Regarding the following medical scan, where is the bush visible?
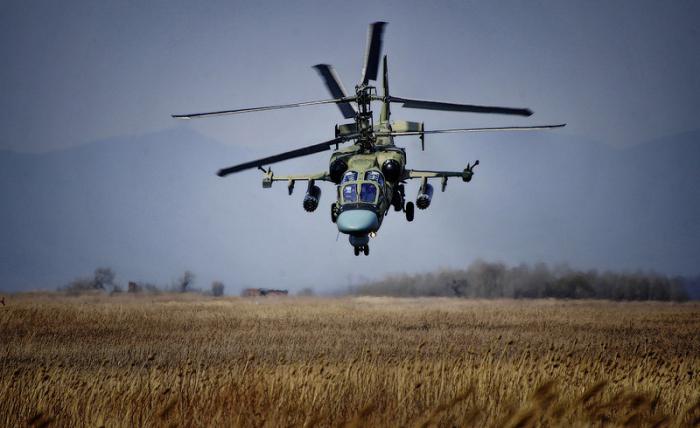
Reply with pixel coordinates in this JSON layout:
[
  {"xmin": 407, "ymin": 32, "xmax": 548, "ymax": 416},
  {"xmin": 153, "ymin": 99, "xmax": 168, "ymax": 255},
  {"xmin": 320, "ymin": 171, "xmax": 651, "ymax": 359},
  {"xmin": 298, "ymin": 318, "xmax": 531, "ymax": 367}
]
[{"xmin": 63, "ymin": 267, "xmax": 119, "ymax": 295}]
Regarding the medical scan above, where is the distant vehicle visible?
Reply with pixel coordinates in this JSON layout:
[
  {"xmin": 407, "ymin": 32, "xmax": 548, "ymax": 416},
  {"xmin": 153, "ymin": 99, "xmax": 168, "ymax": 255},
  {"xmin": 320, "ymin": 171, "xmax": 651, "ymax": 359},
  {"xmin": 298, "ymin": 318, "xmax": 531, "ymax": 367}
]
[
  {"xmin": 173, "ymin": 22, "xmax": 564, "ymax": 256},
  {"xmin": 241, "ymin": 288, "xmax": 289, "ymax": 297}
]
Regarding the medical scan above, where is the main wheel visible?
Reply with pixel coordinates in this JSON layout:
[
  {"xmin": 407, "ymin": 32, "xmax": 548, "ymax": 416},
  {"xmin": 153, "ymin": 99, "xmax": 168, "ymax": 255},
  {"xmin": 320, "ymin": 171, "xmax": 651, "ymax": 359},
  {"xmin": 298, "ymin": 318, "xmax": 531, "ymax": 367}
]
[
  {"xmin": 363, "ymin": 245, "xmax": 370, "ymax": 256},
  {"xmin": 405, "ymin": 201, "xmax": 415, "ymax": 222},
  {"xmin": 354, "ymin": 247, "xmax": 360, "ymax": 256}
]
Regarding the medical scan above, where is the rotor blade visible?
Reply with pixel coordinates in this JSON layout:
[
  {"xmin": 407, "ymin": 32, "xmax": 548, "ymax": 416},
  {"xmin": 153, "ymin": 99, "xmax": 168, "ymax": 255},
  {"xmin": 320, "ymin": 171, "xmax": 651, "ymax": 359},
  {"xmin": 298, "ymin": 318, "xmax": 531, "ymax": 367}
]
[
  {"xmin": 172, "ymin": 97, "xmax": 355, "ymax": 120},
  {"xmin": 217, "ymin": 137, "xmax": 349, "ymax": 177},
  {"xmin": 380, "ymin": 55, "xmax": 391, "ymax": 123},
  {"xmin": 381, "ymin": 124, "xmax": 566, "ymax": 137},
  {"xmin": 390, "ymin": 96, "xmax": 533, "ymax": 117},
  {"xmin": 313, "ymin": 64, "xmax": 357, "ymax": 119},
  {"xmin": 361, "ymin": 22, "xmax": 387, "ymax": 84}
]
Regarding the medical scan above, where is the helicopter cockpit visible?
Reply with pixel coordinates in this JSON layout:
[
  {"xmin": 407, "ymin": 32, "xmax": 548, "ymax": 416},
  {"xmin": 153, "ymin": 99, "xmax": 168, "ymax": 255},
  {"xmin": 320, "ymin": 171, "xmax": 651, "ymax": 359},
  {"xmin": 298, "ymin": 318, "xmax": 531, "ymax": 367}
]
[{"xmin": 339, "ymin": 170, "xmax": 385, "ymax": 206}]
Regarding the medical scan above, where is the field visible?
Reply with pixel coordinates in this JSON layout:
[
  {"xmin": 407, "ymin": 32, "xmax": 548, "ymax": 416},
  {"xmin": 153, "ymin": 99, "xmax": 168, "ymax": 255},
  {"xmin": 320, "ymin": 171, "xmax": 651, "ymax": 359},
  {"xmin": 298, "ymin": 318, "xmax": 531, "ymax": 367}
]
[{"xmin": 2, "ymin": 294, "xmax": 699, "ymax": 427}]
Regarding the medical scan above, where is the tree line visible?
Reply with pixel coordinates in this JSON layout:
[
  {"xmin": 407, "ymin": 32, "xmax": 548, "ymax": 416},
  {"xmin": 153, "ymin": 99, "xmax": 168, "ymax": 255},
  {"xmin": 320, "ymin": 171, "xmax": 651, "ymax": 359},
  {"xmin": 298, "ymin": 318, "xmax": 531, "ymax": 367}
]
[
  {"xmin": 348, "ymin": 260, "xmax": 691, "ymax": 301},
  {"xmin": 60, "ymin": 268, "xmax": 225, "ymax": 297}
]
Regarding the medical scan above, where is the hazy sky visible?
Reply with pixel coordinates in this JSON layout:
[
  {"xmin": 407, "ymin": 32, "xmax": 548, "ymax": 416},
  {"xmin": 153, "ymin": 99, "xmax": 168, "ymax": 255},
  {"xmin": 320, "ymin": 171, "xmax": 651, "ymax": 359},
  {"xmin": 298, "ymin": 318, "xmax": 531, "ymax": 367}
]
[
  {"xmin": 2, "ymin": 0, "xmax": 699, "ymax": 153},
  {"xmin": 1, "ymin": 1, "xmax": 699, "ymax": 291}
]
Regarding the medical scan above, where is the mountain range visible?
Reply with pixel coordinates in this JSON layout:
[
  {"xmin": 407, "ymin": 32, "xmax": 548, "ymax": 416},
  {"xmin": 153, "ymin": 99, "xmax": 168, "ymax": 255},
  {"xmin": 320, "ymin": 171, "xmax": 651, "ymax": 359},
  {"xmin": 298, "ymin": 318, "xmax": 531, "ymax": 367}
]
[{"xmin": 1, "ymin": 127, "xmax": 698, "ymax": 293}]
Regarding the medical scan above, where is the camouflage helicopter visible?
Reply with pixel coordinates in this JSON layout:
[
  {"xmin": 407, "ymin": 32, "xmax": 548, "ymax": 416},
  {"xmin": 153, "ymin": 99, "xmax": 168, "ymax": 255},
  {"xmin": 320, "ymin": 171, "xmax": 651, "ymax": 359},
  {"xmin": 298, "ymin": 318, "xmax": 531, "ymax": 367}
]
[{"xmin": 173, "ymin": 22, "xmax": 565, "ymax": 256}]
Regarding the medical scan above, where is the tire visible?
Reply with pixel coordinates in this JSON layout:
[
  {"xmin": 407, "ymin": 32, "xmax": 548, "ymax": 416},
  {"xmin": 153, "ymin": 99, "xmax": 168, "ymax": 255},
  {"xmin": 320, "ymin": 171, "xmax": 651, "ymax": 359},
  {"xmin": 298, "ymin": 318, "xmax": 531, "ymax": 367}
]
[
  {"xmin": 354, "ymin": 247, "xmax": 360, "ymax": 256},
  {"xmin": 363, "ymin": 245, "xmax": 370, "ymax": 256},
  {"xmin": 405, "ymin": 201, "xmax": 414, "ymax": 222}
]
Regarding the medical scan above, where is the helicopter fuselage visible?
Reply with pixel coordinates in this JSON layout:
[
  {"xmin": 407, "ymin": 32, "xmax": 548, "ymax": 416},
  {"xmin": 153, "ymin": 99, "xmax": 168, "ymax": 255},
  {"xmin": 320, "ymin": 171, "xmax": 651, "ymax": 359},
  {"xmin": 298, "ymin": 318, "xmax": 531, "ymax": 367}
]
[{"xmin": 329, "ymin": 136, "xmax": 407, "ymax": 255}]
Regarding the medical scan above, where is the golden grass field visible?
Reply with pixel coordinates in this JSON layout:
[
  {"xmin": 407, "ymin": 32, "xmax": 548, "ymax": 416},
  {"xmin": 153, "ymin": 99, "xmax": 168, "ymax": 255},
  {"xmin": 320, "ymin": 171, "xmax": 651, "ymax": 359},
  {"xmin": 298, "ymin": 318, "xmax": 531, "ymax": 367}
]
[{"xmin": 1, "ymin": 294, "xmax": 699, "ymax": 427}]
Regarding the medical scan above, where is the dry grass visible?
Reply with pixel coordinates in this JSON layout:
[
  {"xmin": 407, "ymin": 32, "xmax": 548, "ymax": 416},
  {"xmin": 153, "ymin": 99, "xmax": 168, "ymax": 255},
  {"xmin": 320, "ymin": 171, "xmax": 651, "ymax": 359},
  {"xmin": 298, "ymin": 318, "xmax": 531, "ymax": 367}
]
[{"xmin": 1, "ymin": 294, "xmax": 699, "ymax": 427}]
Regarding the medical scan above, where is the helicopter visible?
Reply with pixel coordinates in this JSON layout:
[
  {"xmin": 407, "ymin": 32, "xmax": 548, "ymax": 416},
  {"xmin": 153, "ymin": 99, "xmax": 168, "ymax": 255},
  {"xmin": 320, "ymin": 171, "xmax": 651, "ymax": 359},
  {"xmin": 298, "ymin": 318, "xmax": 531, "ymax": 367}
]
[{"xmin": 172, "ymin": 22, "xmax": 565, "ymax": 256}]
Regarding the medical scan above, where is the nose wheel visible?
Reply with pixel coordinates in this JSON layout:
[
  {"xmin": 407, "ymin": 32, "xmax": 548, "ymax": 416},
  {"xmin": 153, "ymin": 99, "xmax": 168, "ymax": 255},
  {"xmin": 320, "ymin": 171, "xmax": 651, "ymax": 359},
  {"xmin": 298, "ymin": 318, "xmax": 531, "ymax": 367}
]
[{"xmin": 353, "ymin": 245, "xmax": 370, "ymax": 256}]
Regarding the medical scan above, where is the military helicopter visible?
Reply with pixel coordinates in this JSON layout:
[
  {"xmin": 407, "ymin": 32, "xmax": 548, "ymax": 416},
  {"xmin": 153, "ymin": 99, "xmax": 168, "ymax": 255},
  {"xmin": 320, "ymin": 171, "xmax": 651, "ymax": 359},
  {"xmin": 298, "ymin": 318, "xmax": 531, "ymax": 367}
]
[{"xmin": 173, "ymin": 22, "xmax": 565, "ymax": 256}]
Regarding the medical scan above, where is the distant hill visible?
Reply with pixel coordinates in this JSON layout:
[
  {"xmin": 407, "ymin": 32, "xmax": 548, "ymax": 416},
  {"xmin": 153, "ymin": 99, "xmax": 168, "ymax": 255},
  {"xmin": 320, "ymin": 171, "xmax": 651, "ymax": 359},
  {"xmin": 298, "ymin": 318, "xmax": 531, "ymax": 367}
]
[
  {"xmin": 0, "ymin": 128, "xmax": 265, "ymax": 291},
  {"xmin": 414, "ymin": 128, "xmax": 700, "ymax": 279},
  {"xmin": 1, "ymin": 127, "xmax": 699, "ymax": 294}
]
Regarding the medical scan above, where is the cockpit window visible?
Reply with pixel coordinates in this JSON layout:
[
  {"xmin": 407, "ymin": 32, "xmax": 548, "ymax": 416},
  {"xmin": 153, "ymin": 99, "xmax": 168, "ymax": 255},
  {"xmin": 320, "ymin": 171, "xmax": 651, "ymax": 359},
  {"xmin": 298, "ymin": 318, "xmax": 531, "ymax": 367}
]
[
  {"xmin": 364, "ymin": 170, "xmax": 385, "ymax": 186},
  {"xmin": 341, "ymin": 171, "xmax": 358, "ymax": 183},
  {"xmin": 342, "ymin": 184, "xmax": 357, "ymax": 202},
  {"xmin": 360, "ymin": 183, "xmax": 378, "ymax": 203}
]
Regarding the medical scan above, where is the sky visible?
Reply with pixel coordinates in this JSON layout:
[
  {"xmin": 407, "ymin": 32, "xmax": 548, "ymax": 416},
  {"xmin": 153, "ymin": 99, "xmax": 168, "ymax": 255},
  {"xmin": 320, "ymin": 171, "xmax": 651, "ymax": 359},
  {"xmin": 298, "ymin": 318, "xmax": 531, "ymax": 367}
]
[
  {"xmin": 2, "ymin": 0, "xmax": 699, "ymax": 153},
  {"xmin": 1, "ymin": 1, "xmax": 699, "ymax": 291}
]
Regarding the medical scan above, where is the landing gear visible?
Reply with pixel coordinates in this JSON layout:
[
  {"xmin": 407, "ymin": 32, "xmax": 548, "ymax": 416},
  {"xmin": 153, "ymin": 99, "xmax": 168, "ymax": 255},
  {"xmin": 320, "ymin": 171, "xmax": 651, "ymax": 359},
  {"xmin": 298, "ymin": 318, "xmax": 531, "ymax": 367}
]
[
  {"xmin": 330, "ymin": 203, "xmax": 339, "ymax": 223},
  {"xmin": 392, "ymin": 184, "xmax": 405, "ymax": 211},
  {"xmin": 349, "ymin": 235, "xmax": 370, "ymax": 256},
  {"xmin": 405, "ymin": 201, "xmax": 414, "ymax": 222},
  {"xmin": 353, "ymin": 245, "xmax": 370, "ymax": 256}
]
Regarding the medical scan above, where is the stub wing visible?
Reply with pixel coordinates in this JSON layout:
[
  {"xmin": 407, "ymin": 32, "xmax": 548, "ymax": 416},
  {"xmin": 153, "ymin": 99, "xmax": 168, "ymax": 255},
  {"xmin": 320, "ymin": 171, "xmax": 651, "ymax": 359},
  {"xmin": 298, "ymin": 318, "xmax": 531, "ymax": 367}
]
[
  {"xmin": 403, "ymin": 161, "xmax": 480, "ymax": 191},
  {"xmin": 405, "ymin": 170, "xmax": 467, "ymax": 179},
  {"xmin": 262, "ymin": 170, "xmax": 332, "ymax": 192}
]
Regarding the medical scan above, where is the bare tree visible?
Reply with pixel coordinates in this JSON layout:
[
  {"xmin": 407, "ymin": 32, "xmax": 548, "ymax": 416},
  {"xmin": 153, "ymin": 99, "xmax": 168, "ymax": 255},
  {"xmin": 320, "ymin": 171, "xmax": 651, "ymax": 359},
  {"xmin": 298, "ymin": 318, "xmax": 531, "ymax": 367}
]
[
  {"xmin": 177, "ymin": 271, "xmax": 195, "ymax": 293},
  {"xmin": 93, "ymin": 267, "xmax": 116, "ymax": 290},
  {"xmin": 211, "ymin": 281, "xmax": 225, "ymax": 297}
]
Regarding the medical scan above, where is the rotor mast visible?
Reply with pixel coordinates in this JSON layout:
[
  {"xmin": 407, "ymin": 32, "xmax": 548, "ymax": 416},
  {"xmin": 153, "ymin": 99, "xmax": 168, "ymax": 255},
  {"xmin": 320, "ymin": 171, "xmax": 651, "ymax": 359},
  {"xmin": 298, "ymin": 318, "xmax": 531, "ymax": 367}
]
[
  {"xmin": 354, "ymin": 83, "xmax": 376, "ymax": 151},
  {"xmin": 353, "ymin": 21, "xmax": 386, "ymax": 152}
]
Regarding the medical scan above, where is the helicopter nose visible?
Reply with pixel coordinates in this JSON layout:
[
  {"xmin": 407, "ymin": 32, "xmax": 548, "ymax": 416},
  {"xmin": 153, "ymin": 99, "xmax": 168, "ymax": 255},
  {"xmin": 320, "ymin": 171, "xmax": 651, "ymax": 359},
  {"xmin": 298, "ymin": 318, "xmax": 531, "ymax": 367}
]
[{"xmin": 337, "ymin": 210, "xmax": 379, "ymax": 235}]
